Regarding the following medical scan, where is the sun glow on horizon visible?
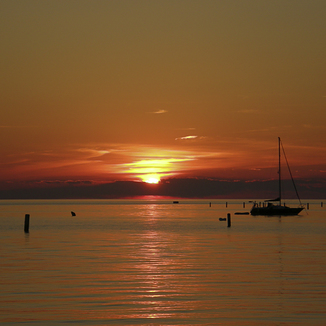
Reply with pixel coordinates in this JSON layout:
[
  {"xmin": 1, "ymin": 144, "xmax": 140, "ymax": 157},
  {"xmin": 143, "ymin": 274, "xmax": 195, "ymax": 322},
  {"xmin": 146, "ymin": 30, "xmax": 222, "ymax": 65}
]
[
  {"xmin": 122, "ymin": 156, "xmax": 195, "ymax": 183},
  {"xmin": 143, "ymin": 174, "xmax": 160, "ymax": 184}
]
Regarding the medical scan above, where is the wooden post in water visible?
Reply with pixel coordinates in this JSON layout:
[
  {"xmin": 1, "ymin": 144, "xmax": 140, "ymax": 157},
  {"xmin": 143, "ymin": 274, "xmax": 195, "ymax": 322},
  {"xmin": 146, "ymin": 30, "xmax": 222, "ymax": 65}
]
[
  {"xmin": 227, "ymin": 213, "xmax": 231, "ymax": 228},
  {"xmin": 226, "ymin": 202, "xmax": 228, "ymax": 208},
  {"xmin": 321, "ymin": 202, "xmax": 323, "ymax": 208},
  {"xmin": 243, "ymin": 202, "xmax": 245, "ymax": 208},
  {"xmin": 24, "ymin": 214, "xmax": 30, "ymax": 233},
  {"xmin": 307, "ymin": 203, "xmax": 309, "ymax": 210}
]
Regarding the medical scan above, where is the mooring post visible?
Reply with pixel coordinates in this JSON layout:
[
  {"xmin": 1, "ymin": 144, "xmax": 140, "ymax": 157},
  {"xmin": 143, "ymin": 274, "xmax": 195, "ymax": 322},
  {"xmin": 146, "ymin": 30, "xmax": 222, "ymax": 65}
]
[
  {"xmin": 227, "ymin": 213, "xmax": 231, "ymax": 228},
  {"xmin": 243, "ymin": 202, "xmax": 245, "ymax": 208},
  {"xmin": 226, "ymin": 202, "xmax": 228, "ymax": 208},
  {"xmin": 209, "ymin": 202, "xmax": 211, "ymax": 207},
  {"xmin": 321, "ymin": 202, "xmax": 323, "ymax": 208},
  {"xmin": 24, "ymin": 214, "xmax": 30, "ymax": 233},
  {"xmin": 307, "ymin": 203, "xmax": 310, "ymax": 210}
]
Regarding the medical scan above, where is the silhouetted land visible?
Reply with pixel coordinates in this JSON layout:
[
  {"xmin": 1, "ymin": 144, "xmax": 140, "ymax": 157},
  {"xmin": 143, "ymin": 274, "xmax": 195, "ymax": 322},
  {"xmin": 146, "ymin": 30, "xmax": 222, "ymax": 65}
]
[{"xmin": 0, "ymin": 178, "xmax": 324, "ymax": 199}]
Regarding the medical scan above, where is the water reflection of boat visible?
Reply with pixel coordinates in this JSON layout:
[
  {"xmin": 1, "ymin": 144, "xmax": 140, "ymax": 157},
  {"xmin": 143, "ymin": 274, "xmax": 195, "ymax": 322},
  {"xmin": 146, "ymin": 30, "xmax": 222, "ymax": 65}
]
[{"xmin": 250, "ymin": 137, "xmax": 304, "ymax": 216}]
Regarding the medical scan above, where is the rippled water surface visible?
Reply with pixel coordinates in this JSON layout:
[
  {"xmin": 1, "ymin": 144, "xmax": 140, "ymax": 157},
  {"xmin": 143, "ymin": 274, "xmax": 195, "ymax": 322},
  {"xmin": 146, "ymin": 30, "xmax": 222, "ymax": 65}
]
[{"xmin": 1, "ymin": 199, "xmax": 326, "ymax": 325}]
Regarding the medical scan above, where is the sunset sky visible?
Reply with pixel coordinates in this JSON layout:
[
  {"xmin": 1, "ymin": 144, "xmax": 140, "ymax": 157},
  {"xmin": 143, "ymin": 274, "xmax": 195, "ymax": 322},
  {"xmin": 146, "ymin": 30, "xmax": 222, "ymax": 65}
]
[{"xmin": 1, "ymin": 0, "xmax": 326, "ymax": 198}]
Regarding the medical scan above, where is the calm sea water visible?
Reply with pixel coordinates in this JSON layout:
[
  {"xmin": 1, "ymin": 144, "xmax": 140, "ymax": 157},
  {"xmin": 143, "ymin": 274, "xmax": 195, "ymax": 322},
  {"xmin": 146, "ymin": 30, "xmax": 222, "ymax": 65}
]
[{"xmin": 1, "ymin": 199, "xmax": 325, "ymax": 325}]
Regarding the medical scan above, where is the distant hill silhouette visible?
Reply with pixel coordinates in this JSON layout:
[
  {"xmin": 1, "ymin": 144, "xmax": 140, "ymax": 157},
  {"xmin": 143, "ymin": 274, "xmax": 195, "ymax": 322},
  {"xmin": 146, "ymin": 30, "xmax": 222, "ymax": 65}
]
[{"xmin": 0, "ymin": 178, "xmax": 324, "ymax": 199}]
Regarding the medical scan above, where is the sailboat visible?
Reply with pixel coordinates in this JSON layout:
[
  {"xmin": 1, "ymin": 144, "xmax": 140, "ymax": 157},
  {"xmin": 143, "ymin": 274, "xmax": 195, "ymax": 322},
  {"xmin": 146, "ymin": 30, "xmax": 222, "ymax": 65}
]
[{"xmin": 250, "ymin": 137, "xmax": 304, "ymax": 216}]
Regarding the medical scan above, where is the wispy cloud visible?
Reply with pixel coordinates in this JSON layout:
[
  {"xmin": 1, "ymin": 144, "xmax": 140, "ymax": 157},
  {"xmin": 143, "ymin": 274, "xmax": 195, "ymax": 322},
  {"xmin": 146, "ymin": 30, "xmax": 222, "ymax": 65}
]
[
  {"xmin": 175, "ymin": 135, "xmax": 198, "ymax": 141},
  {"xmin": 175, "ymin": 135, "xmax": 208, "ymax": 141},
  {"xmin": 149, "ymin": 109, "xmax": 168, "ymax": 114},
  {"xmin": 76, "ymin": 148, "xmax": 110, "ymax": 157}
]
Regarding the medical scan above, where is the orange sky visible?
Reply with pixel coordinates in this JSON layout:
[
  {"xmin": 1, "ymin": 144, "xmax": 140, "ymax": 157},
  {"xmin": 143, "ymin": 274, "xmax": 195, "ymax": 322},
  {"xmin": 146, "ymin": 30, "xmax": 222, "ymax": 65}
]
[{"xmin": 1, "ymin": 1, "xmax": 326, "ymax": 195}]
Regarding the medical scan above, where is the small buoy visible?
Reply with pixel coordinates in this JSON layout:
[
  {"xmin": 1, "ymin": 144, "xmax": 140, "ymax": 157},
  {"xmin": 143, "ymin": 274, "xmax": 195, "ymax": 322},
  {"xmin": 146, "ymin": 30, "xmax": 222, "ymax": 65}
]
[
  {"xmin": 71, "ymin": 211, "xmax": 76, "ymax": 216},
  {"xmin": 219, "ymin": 218, "xmax": 226, "ymax": 221},
  {"xmin": 173, "ymin": 201, "xmax": 179, "ymax": 204}
]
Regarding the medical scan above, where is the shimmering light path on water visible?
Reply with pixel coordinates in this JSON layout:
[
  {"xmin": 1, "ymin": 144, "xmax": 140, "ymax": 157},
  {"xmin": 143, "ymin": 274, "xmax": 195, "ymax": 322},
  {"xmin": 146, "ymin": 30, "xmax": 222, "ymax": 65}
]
[{"xmin": 1, "ymin": 200, "xmax": 326, "ymax": 325}]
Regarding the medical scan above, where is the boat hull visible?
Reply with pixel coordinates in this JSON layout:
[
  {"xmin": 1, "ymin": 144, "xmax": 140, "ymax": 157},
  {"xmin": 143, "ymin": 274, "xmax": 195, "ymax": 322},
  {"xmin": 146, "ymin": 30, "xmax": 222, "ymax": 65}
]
[{"xmin": 250, "ymin": 206, "xmax": 304, "ymax": 216}]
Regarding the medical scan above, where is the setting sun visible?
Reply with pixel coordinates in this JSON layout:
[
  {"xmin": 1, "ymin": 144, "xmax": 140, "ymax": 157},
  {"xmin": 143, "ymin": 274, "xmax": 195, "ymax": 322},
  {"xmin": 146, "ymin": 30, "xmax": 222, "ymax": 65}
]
[{"xmin": 143, "ymin": 175, "xmax": 160, "ymax": 184}]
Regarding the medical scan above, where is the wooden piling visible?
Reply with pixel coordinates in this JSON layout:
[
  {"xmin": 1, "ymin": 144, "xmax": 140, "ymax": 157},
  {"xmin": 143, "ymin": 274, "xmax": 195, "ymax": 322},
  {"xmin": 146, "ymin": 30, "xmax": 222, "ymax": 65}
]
[
  {"xmin": 307, "ymin": 203, "xmax": 310, "ymax": 210},
  {"xmin": 321, "ymin": 202, "xmax": 323, "ymax": 208},
  {"xmin": 227, "ymin": 213, "xmax": 231, "ymax": 228},
  {"xmin": 243, "ymin": 202, "xmax": 245, "ymax": 208},
  {"xmin": 226, "ymin": 202, "xmax": 228, "ymax": 208},
  {"xmin": 24, "ymin": 214, "xmax": 30, "ymax": 233}
]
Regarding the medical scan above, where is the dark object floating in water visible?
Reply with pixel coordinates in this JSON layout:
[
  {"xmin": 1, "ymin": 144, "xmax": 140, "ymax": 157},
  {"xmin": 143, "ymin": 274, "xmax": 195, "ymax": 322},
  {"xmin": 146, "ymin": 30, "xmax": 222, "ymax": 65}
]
[
  {"xmin": 173, "ymin": 201, "xmax": 179, "ymax": 204},
  {"xmin": 235, "ymin": 212, "xmax": 250, "ymax": 215},
  {"xmin": 219, "ymin": 218, "xmax": 226, "ymax": 221},
  {"xmin": 71, "ymin": 211, "xmax": 76, "ymax": 216}
]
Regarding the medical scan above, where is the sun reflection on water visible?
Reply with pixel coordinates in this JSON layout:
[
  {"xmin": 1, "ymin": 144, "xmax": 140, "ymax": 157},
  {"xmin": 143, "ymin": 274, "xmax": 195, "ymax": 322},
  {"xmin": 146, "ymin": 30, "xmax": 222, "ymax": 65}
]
[{"xmin": 132, "ymin": 204, "xmax": 185, "ymax": 320}]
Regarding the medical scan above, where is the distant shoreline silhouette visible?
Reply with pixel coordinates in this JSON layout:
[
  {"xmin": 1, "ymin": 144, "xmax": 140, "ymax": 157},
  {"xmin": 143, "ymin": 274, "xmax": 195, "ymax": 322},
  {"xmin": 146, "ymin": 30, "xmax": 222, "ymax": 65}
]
[{"xmin": 0, "ymin": 178, "xmax": 323, "ymax": 200}]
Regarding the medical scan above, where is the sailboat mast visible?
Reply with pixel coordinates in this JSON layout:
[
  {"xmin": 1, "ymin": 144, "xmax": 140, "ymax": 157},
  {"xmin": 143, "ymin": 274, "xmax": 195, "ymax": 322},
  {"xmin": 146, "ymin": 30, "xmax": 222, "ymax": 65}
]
[{"xmin": 278, "ymin": 137, "xmax": 281, "ymax": 205}]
